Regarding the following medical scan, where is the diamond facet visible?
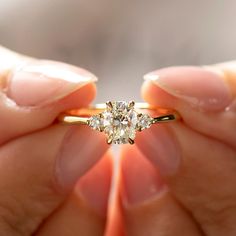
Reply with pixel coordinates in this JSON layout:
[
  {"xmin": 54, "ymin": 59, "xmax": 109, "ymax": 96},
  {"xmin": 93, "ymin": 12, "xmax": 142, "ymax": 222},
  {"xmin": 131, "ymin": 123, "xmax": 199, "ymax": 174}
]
[
  {"xmin": 137, "ymin": 114, "xmax": 152, "ymax": 131},
  {"xmin": 89, "ymin": 101, "xmax": 153, "ymax": 144},
  {"xmin": 89, "ymin": 115, "xmax": 103, "ymax": 131},
  {"xmin": 103, "ymin": 101, "xmax": 138, "ymax": 144}
]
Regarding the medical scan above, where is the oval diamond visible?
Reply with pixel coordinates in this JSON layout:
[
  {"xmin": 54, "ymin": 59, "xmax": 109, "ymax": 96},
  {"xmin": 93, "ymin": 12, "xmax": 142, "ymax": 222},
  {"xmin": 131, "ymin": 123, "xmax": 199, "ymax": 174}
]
[
  {"xmin": 88, "ymin": 101, "xmax": 153, "ymax": 144},
  {"xmin": 102, "ymin": 101, "xmax": 138, "ymax": 144}
]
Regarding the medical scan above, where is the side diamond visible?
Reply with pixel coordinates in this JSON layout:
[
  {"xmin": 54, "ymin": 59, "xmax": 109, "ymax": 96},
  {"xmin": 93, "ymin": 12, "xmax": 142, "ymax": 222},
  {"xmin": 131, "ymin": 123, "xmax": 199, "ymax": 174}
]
[
  {"xmin": 88, "ymin": 101, "xmax": 154, "ymax": 144},
  {"xmin": 88, "ymin": 115, "xmax": 103, "ymax": 131},
  {"xmin": 137, "ymin": 114, "xmax": 152, "ymax": 131}
]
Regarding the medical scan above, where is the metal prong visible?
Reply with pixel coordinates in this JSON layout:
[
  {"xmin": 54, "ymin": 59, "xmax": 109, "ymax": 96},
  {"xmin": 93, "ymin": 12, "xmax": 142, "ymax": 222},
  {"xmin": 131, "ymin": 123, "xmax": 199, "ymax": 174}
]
[
  {"xmin": 106, "ymin": 101, "xmax": 113, "ymax": 110},
  {"xmin": 128, "ymin": 101, "xmax": 135, "ymax": 109},
  {"xmin": 107, "ymin": 136, "xmax": 113, "ymax": 145},
  {"xmin": 128, "ymin": 138, "xmax": 135, "ymax": 145},
  {"xmin": 137, "ymin": 113, "xmax": 143, "ymax": 118},
  {"xmin": 137, "ymin": 127, "xmax": 142, "ymax": 132},
  {"xmin": 99, "ymin": 127, "xmax": 105, "ymax": 132},
  {"xmin": 98, "ymin": 114, "xmax": 105, "ymax": 132}
]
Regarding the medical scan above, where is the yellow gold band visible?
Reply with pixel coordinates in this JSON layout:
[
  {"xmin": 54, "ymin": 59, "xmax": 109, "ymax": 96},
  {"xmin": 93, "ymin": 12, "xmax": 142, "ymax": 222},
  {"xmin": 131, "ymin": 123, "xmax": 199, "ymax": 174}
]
[
  {"xmin": 58, "ymin": 102, "xmax": 180, "ymax": 125},
  {"xmin": 58, "ymin": 101, "xmax": 180, "ymax": 144}
]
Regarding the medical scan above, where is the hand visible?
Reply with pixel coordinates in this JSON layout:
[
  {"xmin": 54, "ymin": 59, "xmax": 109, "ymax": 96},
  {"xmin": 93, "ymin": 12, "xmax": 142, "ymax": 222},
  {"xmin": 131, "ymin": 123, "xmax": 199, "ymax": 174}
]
[
  {"xmin": 0, "ymin": 46, "xmax": 111, "ymax": 235},
  {"xmin": 120, "ymin": 64, "xmax": 236, "ymax": 235}
]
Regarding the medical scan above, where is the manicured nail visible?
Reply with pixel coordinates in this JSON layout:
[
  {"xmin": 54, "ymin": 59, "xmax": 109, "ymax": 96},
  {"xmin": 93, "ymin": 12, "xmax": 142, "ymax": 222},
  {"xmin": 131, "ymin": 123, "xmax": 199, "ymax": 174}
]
[
  {"xmin": 76, "ymin": 153, "xmax": 112, "ymax": 216},
  {"xmin": 121, "ymin": 146, "xmax": 167, "ymax": 206},
  {"xmin": 56, "ymin": 126, "xmax": 108, "ymax": 191},
  {"xmin": 144, "ymin": 66, "xmax": 232, "ymax": 111},
  {"xmin": 7, "ymin": 60, "xmax": 97, "ymax": 106},
  {"xmin": 135, "ymin": 125, "xmax": 180, "ymax": 177}
]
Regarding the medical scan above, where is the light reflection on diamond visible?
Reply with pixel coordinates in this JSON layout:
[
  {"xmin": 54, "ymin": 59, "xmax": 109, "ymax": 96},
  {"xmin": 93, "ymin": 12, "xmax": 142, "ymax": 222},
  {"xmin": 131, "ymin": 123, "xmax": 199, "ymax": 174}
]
[{"xmin": 89, "ymin": 101, "xmax": 152, "ymax": 144}]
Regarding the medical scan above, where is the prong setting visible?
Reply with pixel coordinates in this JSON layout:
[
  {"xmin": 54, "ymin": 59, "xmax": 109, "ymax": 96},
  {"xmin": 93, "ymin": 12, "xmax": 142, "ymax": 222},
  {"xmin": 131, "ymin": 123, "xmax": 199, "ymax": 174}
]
[
  {"xmin": 61, "ymin": 101, "xmax": 179, "ymax": 144},
  {"xmin": 128, "ymin": 101, "xmax": 135, "ymax": 110},
  {"xmin": 106, "ymin": 101, "xmax": 113, "ymax": 111},
  {"xmin": 89, "ymin": 101, "xmax": 153, "ymax": 144},
  {"xmin": 128, "ymin": 138, "xmax": 135, "ymax": 144},
  {"xmin": 107, "ymin": 136, "xmax": 113, "ymax": 144}
]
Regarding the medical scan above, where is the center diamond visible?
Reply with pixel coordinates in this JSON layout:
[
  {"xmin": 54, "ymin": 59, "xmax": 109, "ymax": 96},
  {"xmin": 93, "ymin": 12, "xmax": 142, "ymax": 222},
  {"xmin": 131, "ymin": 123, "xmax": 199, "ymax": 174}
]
[
  {"xmin": 103, "ymin": 101, "xmax": 138, "ymax": 144},
  {"xmin": 89, "ymin": 101, "xmax": 152, "ymax": 144}
]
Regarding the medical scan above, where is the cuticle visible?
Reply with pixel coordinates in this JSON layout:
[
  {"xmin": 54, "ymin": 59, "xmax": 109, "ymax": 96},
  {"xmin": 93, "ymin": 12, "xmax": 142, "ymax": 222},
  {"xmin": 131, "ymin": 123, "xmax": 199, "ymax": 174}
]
[{"xmin": 123, "ymin": 185, "xmax": 169, "ymax": 209}]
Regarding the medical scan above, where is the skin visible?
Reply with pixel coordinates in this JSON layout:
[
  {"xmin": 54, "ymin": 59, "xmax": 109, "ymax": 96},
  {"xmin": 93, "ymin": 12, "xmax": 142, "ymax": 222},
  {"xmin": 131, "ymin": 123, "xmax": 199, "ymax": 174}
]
[
  {"xmin": 0, "ymin": 46, "xmax": 236, "ymax": 235},
  {"xmin": 0, "ymin": 46, "xmax": 112, "ymax": 236},
  {"xmin": 120, "ymin": 65, "xmax": 236, "ymax": 235}
]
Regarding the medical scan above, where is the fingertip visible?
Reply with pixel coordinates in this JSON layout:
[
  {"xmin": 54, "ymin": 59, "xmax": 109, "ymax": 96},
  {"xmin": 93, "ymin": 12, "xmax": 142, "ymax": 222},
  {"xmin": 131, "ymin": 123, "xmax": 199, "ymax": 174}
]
[
  {"xmin": 59, "ymin": 82, "xmax": 97, "ymax": 109},
  {"xmin": 76, "ymin": 151, "xmax": 113, "ymax": 217},
  {"xmin": 141, "ymin": 80, "xmax": 177, "ymax": 108},
  {"xmin": 143, "ymin": 66, "xmax": 232, "ymax": 111},
  {"xmin": 36, "ymin": 153, "xmax": 111, "ymax": 236},
  {"xmin": 120, "ymin": 145, "xmax": 166, "ymax": 207},
  {"xmin": 56, "ymin": 125, "xmax": 109, "ymax": 192},
  {"xmin": 140, "ymin": 80, "xmax": 149, "ymax": 101}
]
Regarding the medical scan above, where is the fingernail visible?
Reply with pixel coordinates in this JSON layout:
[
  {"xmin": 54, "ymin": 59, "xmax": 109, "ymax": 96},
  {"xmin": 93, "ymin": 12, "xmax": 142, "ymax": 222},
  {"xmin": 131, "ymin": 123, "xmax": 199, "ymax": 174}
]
[
  {"xmin": 76, "ymin": 153, "xmax": 112, "ymax": 216},
  {"xmin": 144, "ymin": 66, "xmax": 232, "ymax": 111},
  {"xmin": 56, "ymin": 126, "xmax": 108, "ymax": 191},
  {"xmin": 121, "ymin": 146, "xmax": 167, "ymax": 206},
  {"xmin": 7, "ymin": 60, "xmax": 97, "ymax": 106},
  {"xmin": 135, "ymin": 125, "xmax": 180, "ymax": 176}
]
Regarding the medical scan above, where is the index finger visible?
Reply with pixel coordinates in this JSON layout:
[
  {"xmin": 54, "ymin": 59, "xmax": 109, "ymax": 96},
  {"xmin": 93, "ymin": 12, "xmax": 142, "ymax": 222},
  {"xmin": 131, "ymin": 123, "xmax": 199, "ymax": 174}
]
[{"xmin": 0, "ymin": 46, "xmax": 97, "ymax": 144}]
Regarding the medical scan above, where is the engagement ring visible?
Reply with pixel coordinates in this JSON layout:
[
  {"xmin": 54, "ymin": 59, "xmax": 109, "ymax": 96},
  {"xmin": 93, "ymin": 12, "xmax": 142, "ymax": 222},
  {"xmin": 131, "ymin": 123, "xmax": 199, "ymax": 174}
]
[{"xmin": 58, "ymin": 101, "xmax": 180, "ymax": 144}]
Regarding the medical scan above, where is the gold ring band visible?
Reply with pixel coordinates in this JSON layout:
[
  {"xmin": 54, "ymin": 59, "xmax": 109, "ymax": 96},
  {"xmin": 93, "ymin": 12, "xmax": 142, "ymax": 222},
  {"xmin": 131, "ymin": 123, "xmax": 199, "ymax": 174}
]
[{"xmin": 58, "ymin": 101, "xmax": 180, "ymax": 144}]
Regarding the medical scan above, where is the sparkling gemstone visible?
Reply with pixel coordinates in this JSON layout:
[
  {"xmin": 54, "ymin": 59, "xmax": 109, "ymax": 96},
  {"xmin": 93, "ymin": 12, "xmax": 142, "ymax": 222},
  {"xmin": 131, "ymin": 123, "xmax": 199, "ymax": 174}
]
[
  {"xmin": 113, "ymin": 101, "xmax": 127, "ymax": 112},
  {"xmin": 137, "ymin": 114, "xmax": 152, "ymax": 130},
  {"xmin": 89, "ymin": 115, "xmax": 103, "ymax": 131},
  {"xmin": 89, "ymin": 101, "xmax": 153, "ymax": 144},
  {"xmin": 103, "ymin": 101, "xmax": 138, "ymax": 144}
]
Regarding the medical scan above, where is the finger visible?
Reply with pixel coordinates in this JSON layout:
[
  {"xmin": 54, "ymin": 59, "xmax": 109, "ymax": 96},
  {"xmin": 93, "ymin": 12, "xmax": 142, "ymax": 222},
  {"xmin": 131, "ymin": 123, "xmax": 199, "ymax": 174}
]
[
  {"xmin": 120, "ymin": 145, "xmax": 202, "ymax": 236},
  {"xmin": 0, "ymin": 46, "xmax": 97, "ymax": 144},
  {"xmin": 0, "ymin": 124, "xmax": 108, "ymax": 235},
  {"xmin": 136, "ymin": 64, "xmax": 236, "ymax": 235},
  {"xmin": 143, "ymin": 65, "xmax": 236, "ymax": 148},
  {"xmin": 36, "ymin": 152, "xmax": 113, "ymax": 236}
]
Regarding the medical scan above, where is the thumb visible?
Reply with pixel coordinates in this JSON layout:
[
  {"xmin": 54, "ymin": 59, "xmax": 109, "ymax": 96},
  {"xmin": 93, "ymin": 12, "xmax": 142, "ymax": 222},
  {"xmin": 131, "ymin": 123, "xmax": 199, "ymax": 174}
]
[{"xmin": 0, "ymin": 46, "xmax": 109, "ymax": 235}]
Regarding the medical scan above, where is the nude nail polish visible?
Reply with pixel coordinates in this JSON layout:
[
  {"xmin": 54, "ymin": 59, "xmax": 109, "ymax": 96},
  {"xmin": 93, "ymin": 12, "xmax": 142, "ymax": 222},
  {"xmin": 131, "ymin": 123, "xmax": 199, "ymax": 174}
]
[
  {"xmin": 56, "ymin": 126, "xmax": 108, "ymax": 191},
  {"xmin": 121, "ymin": 146, "xmax": 167, "ymax": 206},
  {"xmin": 76, "ymin": 154, "xmax": 112, "ymax": 216},
  {"xmin": 135, "ymin": 125, "xmax": 181, "ymax": 177},
  {"xmin": 7, "ymin": 60, "xmax": 97, "ymax": 107},
  {"xmin": 144, "ymin": 66, "xmax": 232, "ymax": 111}
]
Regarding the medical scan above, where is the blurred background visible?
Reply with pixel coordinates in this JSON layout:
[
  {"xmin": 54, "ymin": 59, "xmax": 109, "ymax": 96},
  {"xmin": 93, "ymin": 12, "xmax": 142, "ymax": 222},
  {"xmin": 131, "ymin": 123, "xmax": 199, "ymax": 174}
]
[{"xmin": 0, "ymin": 0, "xmax": 235, "ymax": 102}]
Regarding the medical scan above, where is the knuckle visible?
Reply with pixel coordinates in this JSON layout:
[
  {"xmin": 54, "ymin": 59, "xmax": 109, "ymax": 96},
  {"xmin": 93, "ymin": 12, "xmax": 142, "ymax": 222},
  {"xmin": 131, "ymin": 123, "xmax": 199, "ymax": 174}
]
[
  {"xmin": 0, "ymin": 184, "xmax": 60, "ymax": 236},
  {"xmin": 0, "ymin": 195, "xmax": 32, "ymax": 236},
  {"xmin": 195, "ymin": 195, "xmax": 236, "ymax": 230},
  {"xmin": 0, "ymin": 197, "xmax": 24, "ymax": 236}
]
